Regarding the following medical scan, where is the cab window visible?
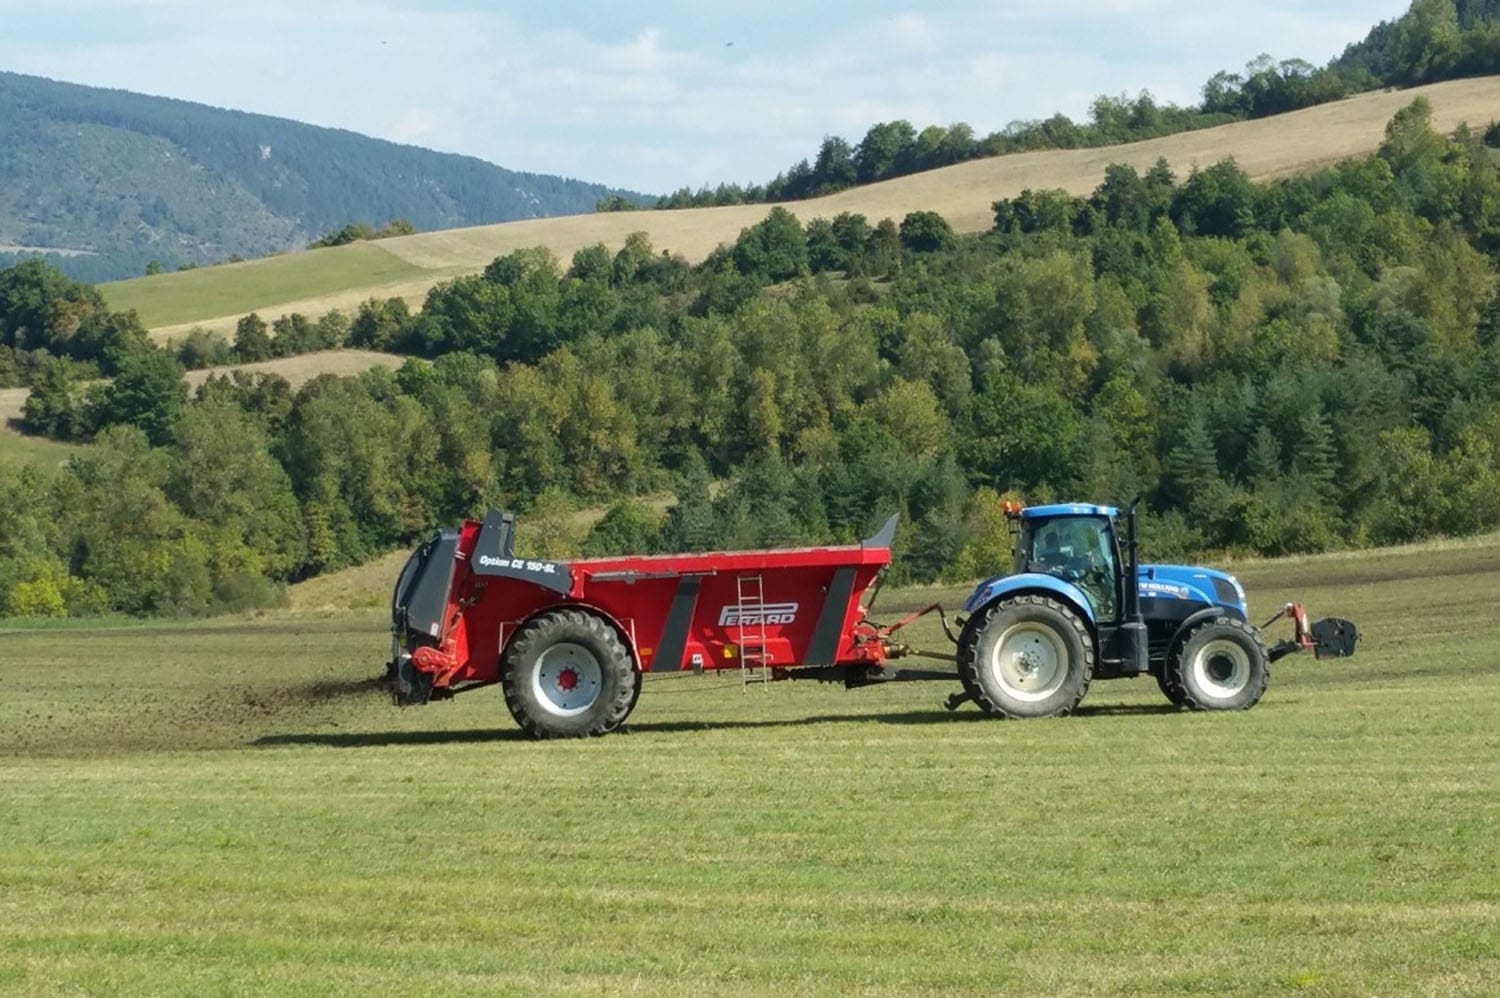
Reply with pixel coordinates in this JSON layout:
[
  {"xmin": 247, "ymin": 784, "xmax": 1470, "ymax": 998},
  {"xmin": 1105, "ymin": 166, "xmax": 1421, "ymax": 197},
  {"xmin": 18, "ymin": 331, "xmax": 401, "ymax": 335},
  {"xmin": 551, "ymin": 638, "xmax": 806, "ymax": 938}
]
[{"xmin": 1019, "ymin": 516, "xmax": 1119, "ymax": 620}]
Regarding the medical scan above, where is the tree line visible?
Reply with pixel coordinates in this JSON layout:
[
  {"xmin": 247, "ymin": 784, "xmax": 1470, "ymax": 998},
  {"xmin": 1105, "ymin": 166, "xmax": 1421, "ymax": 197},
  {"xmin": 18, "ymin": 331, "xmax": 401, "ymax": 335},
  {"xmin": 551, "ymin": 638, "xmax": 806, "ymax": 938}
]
[
  {"xmin": 3, "ymin": 99, "xmax": 1500, "ymax": 617},
  {"xmin": 308, "ymin": 218, "xmax": 416, "ymax": 250},
  {"xmin": 642, "ymin": 0, "xmax": 1500, "ymax": 212}
]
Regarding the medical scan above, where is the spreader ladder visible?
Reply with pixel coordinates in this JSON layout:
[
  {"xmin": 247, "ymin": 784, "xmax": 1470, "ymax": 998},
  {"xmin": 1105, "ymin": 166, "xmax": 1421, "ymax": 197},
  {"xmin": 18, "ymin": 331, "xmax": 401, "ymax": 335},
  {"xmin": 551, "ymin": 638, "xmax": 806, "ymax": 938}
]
[{"xmin": 735, "ymin": 573, "xmax": 771, "ymax": 688}]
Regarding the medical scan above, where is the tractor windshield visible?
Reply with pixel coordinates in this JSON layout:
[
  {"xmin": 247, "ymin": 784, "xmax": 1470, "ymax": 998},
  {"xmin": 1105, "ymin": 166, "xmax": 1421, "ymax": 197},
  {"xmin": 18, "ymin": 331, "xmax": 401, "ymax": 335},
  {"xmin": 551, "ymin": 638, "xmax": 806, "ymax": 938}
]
[{"xmin": 1018, "ymin": 516, "xmax": 1119, "ymax": 620}]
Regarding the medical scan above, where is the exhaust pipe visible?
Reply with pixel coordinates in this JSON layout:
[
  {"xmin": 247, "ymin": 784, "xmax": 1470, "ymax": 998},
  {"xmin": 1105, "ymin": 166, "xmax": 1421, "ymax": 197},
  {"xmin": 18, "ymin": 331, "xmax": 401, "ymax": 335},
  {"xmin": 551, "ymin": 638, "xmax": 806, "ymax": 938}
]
[{"xmin": 1119, "ymin": 496, "xmax": 1149, "ymax": 675}]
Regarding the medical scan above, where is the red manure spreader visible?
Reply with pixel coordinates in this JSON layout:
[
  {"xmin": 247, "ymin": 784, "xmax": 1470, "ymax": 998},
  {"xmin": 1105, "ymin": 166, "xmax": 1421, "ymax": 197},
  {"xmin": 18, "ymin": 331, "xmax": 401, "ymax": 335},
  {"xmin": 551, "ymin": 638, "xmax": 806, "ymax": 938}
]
[
  {"xmin": 386, "ymin": 504, "xmax": 1357, "ymax": 737},
  {"xmin": 387, "ymin": 510, "xmax": 903, "ymax": 737}
]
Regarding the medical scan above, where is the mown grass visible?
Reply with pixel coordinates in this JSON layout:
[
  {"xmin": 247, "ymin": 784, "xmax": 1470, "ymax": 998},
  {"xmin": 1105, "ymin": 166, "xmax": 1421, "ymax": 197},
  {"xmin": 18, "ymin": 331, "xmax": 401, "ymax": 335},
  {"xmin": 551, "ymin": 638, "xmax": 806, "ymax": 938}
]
[
  {"xmin": 100, "ymin": 242, "xmax": 427, "ymax": 329},
  {"xmin": 2, "ymin": 538, "xmax": 1498, "ymax": 993},
  {"xmin": 0, "ymin": 423, "xmax": 80, "ymax": 468}
]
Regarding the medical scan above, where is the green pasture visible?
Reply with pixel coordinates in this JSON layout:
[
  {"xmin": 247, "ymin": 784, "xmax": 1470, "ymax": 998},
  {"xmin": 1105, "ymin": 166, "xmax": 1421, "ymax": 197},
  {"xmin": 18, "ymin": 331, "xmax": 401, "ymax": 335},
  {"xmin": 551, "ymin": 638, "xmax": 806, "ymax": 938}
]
[
  {"xmin": 100, "ymin": 242, "xmax": 427, "ymax": 330},
  {"xmin": 2, "ymin": 539, "xmax": 1497, "ymax": 993},
  {"xmin": 0, "ymin": 427, "xmax": 81, "ymax": 468}
]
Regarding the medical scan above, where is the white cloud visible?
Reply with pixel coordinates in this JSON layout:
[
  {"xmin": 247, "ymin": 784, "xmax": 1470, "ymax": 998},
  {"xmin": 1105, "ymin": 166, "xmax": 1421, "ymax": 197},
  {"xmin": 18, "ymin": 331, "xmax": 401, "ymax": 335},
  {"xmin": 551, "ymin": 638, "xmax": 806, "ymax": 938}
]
[
  {"xmin": 0, "ymin": 1, "xmax": 1413, "ymax": 193},
  {"xmin": 388, "ymin": 107, "xmax": 442, "ymax": 145},
  {"xmin": 881, "ymin": 13, "xmax": 943, "ymax": 55},
  {"xmin": 598, "ymin": 28, "xmax": 676, "ymax": 73}
]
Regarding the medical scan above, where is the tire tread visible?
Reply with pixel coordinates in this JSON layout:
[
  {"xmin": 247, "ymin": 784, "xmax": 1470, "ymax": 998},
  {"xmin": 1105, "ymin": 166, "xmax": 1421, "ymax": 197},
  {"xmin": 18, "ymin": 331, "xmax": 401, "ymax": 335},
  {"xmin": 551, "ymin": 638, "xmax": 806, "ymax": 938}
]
[
  {"xmin": 956, "ymin": 595, "xmax": 1094, "ymax": 719},
  {"xmin": 501, "ymin": 608, "xmax": 637, "ymax": 738},
  {"xmin": 1167, "ymin": 616, "xmax": 1269, "ymax": 712}
]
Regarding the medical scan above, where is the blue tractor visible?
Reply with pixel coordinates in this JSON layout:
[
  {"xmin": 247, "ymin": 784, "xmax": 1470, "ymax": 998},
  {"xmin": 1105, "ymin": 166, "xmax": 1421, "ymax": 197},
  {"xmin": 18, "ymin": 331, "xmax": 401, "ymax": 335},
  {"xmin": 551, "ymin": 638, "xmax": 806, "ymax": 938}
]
[{"xmin": 949, "ymin": 501, "xmax": 1358, "ymax": 717}]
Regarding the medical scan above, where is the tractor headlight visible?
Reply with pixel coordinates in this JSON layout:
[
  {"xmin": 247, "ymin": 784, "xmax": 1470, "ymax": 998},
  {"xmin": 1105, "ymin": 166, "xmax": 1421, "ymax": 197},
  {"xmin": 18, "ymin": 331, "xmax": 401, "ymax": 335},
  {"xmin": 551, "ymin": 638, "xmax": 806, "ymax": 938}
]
[{"xmin": 1231, "ymin": 576, "xmax": 1247, "ymax": 604}]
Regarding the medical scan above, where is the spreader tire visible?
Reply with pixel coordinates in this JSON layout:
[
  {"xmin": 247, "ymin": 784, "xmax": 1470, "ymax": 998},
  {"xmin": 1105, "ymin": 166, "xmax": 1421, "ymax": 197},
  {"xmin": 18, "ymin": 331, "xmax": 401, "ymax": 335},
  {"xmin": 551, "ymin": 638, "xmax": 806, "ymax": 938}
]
[
  {"xmin": 502, "ymin": 609, "xmax": 638, "ymax": 738},
  {"xmin": 1167, "ymin": 617, "xmax": 1268, "ymax": 712},
  {"xmin": 958, "ymin": 596, "xmax": 1093, "ymax": 719}
]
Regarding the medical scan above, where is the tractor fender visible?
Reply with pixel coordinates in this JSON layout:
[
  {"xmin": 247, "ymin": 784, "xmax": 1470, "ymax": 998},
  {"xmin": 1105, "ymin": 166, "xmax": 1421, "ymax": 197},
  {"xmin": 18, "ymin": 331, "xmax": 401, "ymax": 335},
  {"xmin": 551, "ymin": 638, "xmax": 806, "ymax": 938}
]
[
  {"xmin": 502, "ymin": 600, "xmax": 643, "ymax": 674},
  {"xmin": 961, "ymin": 574, "xmax": 1097, "ymax": 637},
  {"xmin": 1163, "ymin": 605, "xmax": 1249, "ymax": 662}
]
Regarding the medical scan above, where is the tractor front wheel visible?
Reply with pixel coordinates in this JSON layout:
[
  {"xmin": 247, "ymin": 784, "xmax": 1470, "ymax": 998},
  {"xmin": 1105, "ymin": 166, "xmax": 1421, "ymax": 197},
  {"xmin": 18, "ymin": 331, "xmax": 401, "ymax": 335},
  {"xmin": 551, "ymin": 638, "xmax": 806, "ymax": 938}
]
[
  {"xmin": 1155, "ymin": 666, "xmax": 1187, "ymax": 707},
  {"xmin": 502, "ymin": 609, "xmax": 638, "ymax": 738},
  {"xmin": 958, "ymin": 596, "xmax": 1093, "ymax": 718},
  {"xmin": 1167, "ymin": 618, "xmax": 1269, "ymax": 711}
]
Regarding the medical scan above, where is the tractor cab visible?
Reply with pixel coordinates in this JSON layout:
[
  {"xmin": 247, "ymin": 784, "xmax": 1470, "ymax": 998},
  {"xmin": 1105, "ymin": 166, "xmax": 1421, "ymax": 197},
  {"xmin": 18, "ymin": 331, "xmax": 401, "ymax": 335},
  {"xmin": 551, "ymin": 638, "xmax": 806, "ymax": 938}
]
[
  {"xmin": 1000, "ymin": 501, "xmax": 1251, "ymax": 627},
  {"xmin": 1013, "ymin": 504, "xmax": 1123, "ymax": 622}
]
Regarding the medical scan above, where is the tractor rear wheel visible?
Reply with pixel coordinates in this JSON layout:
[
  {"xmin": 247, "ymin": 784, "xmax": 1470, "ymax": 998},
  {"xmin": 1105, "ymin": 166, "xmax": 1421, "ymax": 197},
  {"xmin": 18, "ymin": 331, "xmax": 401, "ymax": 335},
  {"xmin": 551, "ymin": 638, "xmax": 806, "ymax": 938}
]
[
  {"xmin": 1167, "ymin": 617, "xmax": 1269, "ymax": 711},
  {"xmin": 955, "ymin": 617, "xmax": 986, "ymax": 707},
  {"xmin": 502, "ymin": 609, "xmax": 638, "ymax": 738},
  {"xmin": 958, "ymin": 596, "xmax": 1093, "ymax": 718}
]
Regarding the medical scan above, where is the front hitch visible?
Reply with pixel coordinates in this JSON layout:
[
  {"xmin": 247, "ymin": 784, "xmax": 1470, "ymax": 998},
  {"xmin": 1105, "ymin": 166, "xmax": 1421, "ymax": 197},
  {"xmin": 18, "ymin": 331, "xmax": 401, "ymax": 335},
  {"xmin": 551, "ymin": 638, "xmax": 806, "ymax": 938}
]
[{"xmin": 1264, "ymin": 603, "xmax": 1359, "ymax": 663}]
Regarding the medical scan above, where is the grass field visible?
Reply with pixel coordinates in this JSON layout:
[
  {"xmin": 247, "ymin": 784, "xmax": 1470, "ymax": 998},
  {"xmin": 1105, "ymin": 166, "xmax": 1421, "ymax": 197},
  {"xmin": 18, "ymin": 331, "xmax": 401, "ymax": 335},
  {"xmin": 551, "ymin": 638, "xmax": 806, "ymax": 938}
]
[
  {"xmin": 104, "ymin": 242, "xmax": 429, "ymax": 332},
  {"xmin": 0, "ymin": 423, "xmax": 80, "ymax": 468},
  {"xmin": 177, "ymin": 349, "xmax": 408, "ymax": 391},
  {"xmin": 98, "ymin": 76, "xmax": 1500, "ymax": 344},
  {"xmin": 2, "ymin": 535, "xmax": 1497, "ymax": 993},
  {"xmin": 0, "ymin": 387, "xmax": 29, "ymax": 426},
  {"xmin": 0, "ymin": 386, "xmax": 81, "ymax": 469}
]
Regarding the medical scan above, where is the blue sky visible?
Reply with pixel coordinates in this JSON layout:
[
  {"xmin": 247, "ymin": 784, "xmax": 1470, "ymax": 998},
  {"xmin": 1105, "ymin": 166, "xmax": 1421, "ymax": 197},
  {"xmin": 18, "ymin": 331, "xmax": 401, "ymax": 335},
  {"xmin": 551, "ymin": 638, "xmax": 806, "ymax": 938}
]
[{"xmin": 0, "ymin": 1, "xmax": 1411, "ymax": 194}]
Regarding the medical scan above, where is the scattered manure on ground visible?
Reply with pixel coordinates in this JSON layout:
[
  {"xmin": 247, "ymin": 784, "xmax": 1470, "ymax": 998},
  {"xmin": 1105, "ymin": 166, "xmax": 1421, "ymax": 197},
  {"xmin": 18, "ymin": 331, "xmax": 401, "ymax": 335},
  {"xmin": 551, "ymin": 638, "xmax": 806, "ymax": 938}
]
[{"xmin": 297, "ymin": 676, "xmax": 388, "ymax": 702}]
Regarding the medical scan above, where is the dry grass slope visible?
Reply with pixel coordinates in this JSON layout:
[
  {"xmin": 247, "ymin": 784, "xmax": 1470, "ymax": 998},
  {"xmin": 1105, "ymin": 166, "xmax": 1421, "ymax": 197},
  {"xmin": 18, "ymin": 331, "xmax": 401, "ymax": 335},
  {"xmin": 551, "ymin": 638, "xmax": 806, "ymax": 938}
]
[
  {"xmin": 103, "ymin": 76, "xmax": 1500, "ymax": 344},
  {"xmin": 178, "ymin": 349, "xmax": 407, "ymax": 390},
  {"xmin": 0, "ymin": 386, "xmax": 27, "ymax": 425},
  {"xmin": 0, "ymin": 385, "xmax": 80, "ymax": 467}
]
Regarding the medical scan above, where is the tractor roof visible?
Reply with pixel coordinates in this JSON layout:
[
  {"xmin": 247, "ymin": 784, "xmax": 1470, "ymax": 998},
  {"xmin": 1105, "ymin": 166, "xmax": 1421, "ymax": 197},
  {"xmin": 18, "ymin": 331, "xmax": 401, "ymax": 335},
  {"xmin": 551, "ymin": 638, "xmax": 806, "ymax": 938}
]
[{"xmin": 1021, "ymin": 503, "xmax": 1119, "ymax": 520}]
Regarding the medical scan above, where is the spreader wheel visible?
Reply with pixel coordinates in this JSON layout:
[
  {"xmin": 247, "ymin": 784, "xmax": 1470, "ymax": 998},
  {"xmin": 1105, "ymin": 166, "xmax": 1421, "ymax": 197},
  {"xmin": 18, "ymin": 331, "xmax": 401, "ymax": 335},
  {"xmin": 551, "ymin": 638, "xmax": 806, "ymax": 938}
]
[
  {"xmin": 502, "ymin": 609, "xmax": 638, "ymax": 738},
  {"xmin": 958, "ymin": 595, "xmax": 1093, "ymax": 718},
  {"xmin": 1167, "ymin": 617, "xmax": 1269, "ymax": 711}
]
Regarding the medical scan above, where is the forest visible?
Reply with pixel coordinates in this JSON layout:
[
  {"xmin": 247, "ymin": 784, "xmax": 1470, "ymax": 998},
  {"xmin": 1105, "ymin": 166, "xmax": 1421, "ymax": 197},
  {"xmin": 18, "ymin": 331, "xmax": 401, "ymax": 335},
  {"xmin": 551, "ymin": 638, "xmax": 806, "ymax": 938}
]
[{"xmin": 3, "ymin": 95, "xmax": 1500, "ymax": 618}]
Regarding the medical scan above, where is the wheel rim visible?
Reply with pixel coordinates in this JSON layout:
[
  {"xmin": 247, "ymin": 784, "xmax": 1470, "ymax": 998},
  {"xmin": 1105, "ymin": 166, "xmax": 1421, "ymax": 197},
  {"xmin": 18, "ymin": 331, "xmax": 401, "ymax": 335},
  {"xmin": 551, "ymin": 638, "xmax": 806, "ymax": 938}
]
[
  {"xmin": 532, "ymin": 642, "xmax": 603, "ymax": 717},
  {"xmin": 1191, "ymin": 639, "xmax": 1251, "ymax": 699},
  {"xmin": 989, "ymin": 622, "xmax": 1070, "ymax": 703}
]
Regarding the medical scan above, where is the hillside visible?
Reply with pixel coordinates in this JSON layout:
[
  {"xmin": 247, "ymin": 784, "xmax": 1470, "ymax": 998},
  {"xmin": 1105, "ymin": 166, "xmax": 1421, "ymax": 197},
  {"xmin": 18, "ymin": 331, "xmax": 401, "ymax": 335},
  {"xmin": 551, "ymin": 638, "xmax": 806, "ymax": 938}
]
[
  {"xmin": 9, "ymin": 60, "xmax": 1500, "ymax": 621},
  {"xmin": 101, "ymin": 75, "xmax": 1500, "ymax": 343},
  {"xmin": 0, "ymin": 71, "xmax": 646, "ymax": 283}
]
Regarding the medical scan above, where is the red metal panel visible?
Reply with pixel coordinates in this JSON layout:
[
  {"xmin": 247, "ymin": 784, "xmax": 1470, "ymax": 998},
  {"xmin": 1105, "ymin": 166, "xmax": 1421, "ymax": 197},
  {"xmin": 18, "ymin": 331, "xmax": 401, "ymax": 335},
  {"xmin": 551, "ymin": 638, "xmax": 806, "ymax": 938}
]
[{"xmin": 425, "ymin": 524, "xmax": 893, "ymax": 687}]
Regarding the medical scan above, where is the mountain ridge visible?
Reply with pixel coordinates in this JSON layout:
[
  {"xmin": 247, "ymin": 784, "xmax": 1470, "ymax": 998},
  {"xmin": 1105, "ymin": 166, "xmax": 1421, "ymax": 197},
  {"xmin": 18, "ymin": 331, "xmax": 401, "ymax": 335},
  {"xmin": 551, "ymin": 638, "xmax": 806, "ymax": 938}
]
[{"xmin": 0, "ymin": 70, "xmax": 648, "ymax": 281}]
